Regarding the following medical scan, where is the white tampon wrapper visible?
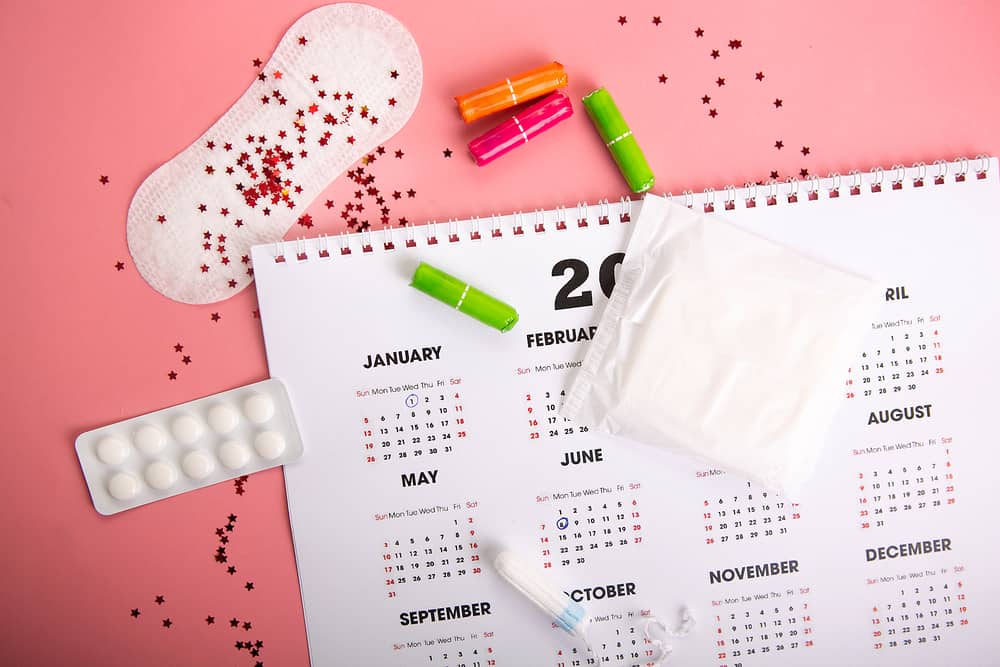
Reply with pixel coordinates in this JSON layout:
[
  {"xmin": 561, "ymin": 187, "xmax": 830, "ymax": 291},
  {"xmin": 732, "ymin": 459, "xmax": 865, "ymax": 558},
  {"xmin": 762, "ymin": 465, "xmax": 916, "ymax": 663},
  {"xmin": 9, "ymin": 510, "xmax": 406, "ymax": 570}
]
[{"xmin": 494, "ymin": 550, "xmax": 588, "ymax": 637}]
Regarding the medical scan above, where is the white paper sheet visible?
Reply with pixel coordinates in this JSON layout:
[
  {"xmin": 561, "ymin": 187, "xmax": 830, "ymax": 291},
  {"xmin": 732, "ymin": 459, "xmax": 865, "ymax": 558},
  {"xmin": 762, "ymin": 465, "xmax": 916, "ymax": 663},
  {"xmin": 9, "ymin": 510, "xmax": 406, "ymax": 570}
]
[{"xmin": 254, "ymin": 159, "xmax": 1000, "ymax": 666}]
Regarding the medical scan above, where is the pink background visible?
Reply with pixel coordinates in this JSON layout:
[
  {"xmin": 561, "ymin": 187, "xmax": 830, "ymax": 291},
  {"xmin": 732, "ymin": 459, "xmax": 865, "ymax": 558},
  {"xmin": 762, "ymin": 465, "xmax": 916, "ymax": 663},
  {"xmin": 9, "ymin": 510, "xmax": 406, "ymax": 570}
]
[{"xmin": 3, "ymin": 1, "xmax": 999, "ymax": 664}]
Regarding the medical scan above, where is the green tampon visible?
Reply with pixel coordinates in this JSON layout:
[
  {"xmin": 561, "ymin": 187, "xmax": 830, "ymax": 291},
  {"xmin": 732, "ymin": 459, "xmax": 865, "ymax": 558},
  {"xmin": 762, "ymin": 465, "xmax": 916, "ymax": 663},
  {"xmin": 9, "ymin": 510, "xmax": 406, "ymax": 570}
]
[
  {"xmin": 410, "ymin": 262, "xmax": 519, "ymax": 333},
  {"xmin": 582, "ymin": 87, "xmax": 655, "ymax": 193}
]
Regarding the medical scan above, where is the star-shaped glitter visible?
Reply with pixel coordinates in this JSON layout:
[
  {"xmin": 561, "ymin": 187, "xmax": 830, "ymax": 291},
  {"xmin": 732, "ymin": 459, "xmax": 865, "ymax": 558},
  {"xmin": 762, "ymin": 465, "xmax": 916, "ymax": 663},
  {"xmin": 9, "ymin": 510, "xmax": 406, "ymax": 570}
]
[
  {"xmin": 407, "ymin": 189, "xmax": 416, "ymax": 198},
  {"xmin": 395, "ymin": 150, "xmax": 404, "ymax": 159},
  {"xmin": 443, "ymin": 148, "xmax": 453, "ymax": 158},
  {"xmin": 652, "ymin": 16, "xmax": 661, "ymax": 25},
  {"xmin": 710, "ymin": 49, "xmax": 720, "ymax": 59},
  {"xmin": 245, "ymin": 582, "xmax": 255, "ymax": 591},
  {"xmin": 297, "ymin": 213, "xmax": 313, "ymax": 228},
  {"xmin": 701, "ymin": 95, "xmax": 711, "ymax": 104},
  {"xmin": 198, "ymin": 203, "xmax": 207, "ymax": 212},
  {"xmin": 775, "ymin": 140, "xmax": 784, "ymax": 149},
  {"xmin": 273, "ymin": 70, "xmax": 283, "ymax": 79},
  {"xmin": 228, "ymin": 566, "xmax": 237, "ymax": 575},
  {"xmin": 99, "ymin": 175, "xmax": 109, "ymax": 185},
  {"xmin": 695, "ymin": 27, "xmax": 704, "ymax": 37},
  {"xmin": 130, "ymin": 609, "xmax": 140, "ymax": 618},
  {"xmin": 155, "ymin": 596, "xmax": 165, "ymax": 605},
  {"xmin": 708, "ymin": 108, "xmax": 718, "ymax": 118},
  {"xmin": 770, "ymin": 170, "xmax": 779, "ymax": 179},
  {"xmin": 716, "ymin": 77, "xmax": 726, "ymax": 87},
  {"xmin": 243, "ymin": 621, "xmax": 253, "ymax": 630},
  {"xmin": 617, "ymin": 16, "xmax": 627, "ymax": 25},
  {"xmin": 115, "ymin": 261, "xmax": 125, "ymax": 271},
  {"xmin": 236, "ymin": 641, "xmax": 245, "ymax": 650},
  {"xmin": 252, "ymin": 58, "xmax": 262, "ymax": 67},
  {"xmin": 298, "ymin": 36, "xmax": 308, "ymax": 45},
  {"xmin": 389, "ymin": 69, "xmax": 399, "ymax": 79},
  {"xmin": 799, "ymin": 168, "xmax": 809, "ymax": 177},
  {"xmin": 206, "ymin": 616, "xmax": 215, "ymax": 625},
  {"xmin": 230, "ymin": 618, "xmax": 239, "ymax": 627},
  {"xmin": 225, "ymin": 522, "xmax": 234, "ymax": 531},
  {"xmin": 755, "ymin": 71, "xmax": 765, "ymax": 81},
  {"xmin": 658, "ymin": 74, "xmax": 668, "ymax": 83},
  {"xmin": 228, "ymin": 513, "xmax": 237, "ymax": 522},
  {"xmin": 162, "ymin": 618, "xmax": 172, "ymax": 628},
  {"xmin": 801, "ymin": 146, "xmax": 810, "ymax": 155},
  {"xmin": 211, "ymin": 313, "xmax": 221, "ymax": 322},
  {"xmin": 728, "ymin": 39, "xmax": 742, "ymax": 49},
  {"xmin": 773, "ymin": 98, "xmax": 783, "ymax": 108},
  {"xmin": 168, "ymin": 371, "xmax": 177, "ymax": 380},
  {"xmin": 156, "ymin": 214, "xmax": 166, "ymax": 223},
  {"xmin": 325, "ymin": 199, "xmax": 334, "ymax": 208}
]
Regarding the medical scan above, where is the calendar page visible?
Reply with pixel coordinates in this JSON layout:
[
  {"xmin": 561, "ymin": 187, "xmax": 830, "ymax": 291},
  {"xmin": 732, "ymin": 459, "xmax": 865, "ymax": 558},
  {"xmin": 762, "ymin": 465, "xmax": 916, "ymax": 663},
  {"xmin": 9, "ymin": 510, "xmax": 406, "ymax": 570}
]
[{"xmin": 253, "ymin": 160, "xmax": 1000, "ymax": 666}]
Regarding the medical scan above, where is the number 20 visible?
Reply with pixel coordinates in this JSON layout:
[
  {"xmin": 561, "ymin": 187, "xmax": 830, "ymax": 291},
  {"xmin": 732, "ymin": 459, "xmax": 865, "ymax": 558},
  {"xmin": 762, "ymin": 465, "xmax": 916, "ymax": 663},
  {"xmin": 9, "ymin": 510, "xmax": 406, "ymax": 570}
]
[{"xmin": 552, "ymin": 253, "xmax": 624, "ymax": 310}]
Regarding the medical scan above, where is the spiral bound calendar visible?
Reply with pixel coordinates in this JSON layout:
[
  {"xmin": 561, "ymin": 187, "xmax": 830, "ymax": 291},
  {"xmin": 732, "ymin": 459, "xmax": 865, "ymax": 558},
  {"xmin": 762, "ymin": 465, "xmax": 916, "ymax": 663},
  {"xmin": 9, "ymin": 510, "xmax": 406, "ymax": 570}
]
[{"xmin": 253, "ymin": 157, "xmax": 1000, "ymax": 666}]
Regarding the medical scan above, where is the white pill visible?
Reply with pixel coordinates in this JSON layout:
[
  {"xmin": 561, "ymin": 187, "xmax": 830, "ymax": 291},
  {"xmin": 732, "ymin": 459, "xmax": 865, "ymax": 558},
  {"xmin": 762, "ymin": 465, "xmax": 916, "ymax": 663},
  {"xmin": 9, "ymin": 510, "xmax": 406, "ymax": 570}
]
[
  {"xmin": 254, "ymin": 431, "xmax": 286, "ymax": 460},
  {"xmin": 171, "ymin": 414, "xmax": 204, "ymax": 444},
  {"xmin": 144, "ymin": 460, "xmax": 178, "ymax": 490},
  {"xmin": 219, "ymin": 440, "xmax": 251, "ymax": 470},
  {"xmin": 108, "ymin": 471, "xmax": 140, "ymax": 500},
  {"xmin": 96, "ymin": 436, "xmax": 130, "ymax": 465},
  {"xmin": 134, "ymin": 424, "xmax": 166, "ymax": 454},
  {"xmin": 182, "ymin": 450, "xmax": 215, "ymax": 480},
  {"xmin": 207, "ymin": 403, "xmax": 240, "ymax": 434},
  {"xmin": 243, "ymin": 393, "xmax": 275, "ymax": 424}
]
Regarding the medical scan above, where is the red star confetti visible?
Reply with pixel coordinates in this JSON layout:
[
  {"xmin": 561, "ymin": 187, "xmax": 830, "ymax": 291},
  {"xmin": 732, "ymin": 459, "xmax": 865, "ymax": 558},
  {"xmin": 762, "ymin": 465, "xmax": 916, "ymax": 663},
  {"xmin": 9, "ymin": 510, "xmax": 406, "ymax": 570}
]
[
  {"xmin": 617, "ymin": 16, "xmax": 627, "ymax": 25},
  {"xmin": 130, "ymin": 609, "xmax": 140, "ymax": 618},
  {"xmin": 325, "ymin": 199, "xmax": 334, "ymax": 208},
  {"xmin": 230, "ymin": 618, "xmax": 239, "ymax": 628},
  {"xmin": 710, "ymin": 49, "xmax": 720, "ymax": 59},
  {"xmin": 243, "ymin": 621, "xmax": 253, "ymax": 631},
  {"xmin": 652, "ymin": 16, "xmax": 661, "ymax": 25},
  {"xmin": 162, "ymin": 619, "xmax": 172, "ymax": 628},
  {"xmin": 389, "ymin": 69, "xmax": 399, "ymax": 79},
  {"xmin": 695, "ymin": 27, "xmax": 704, "ymax": 37},
  {"xmin": 395, "ymin": 149, "xmax": 404, "ymax": 158},
  {"xmin": 728, "ymin": 39, "xmax": 742, "ymax": 49},
  {"xmin": 206, "ymin": 616, "xmax": 215, "ymax": 624},
  {"xmin": 168, "ymin": 371, "xmax": 177, "ymax": 380},
  {"xmin": 298, "ymin": 36, "xmax": 308, "ymax": 45},
  {"xmin": 770, "ymin": 170, "xmax": 780, "ymax": 179},
  {"xmin": 252, "ymin": 58, "xmax": 262, "ymax": 67},
  {"xmin": 407, "ymin": 188, "xmax": 416, "ymax": 198},
  {"xmin": 658, "ymin": 74, "xmax": 668, "ymax": 83},
  {"xmin": 801, "ymin": 146, "xmax": 811, "ymax": 155},
  {"xmin": 245, "ymin": 582, "xmax": 254, "ymax": 591},
  {"xmin": 800, "ymin": 168, "xmax": 809, "ymax": 177},
  {"xmin": 211, "ymin": 313, "xmax": 221, "ymax": 322},
  {"xmin": 775, "ymin": 140, "xmax": 784, "ymax": 149},
  {"xmin": 174, "ymin": 343, "xmax": 183, "ymax": 352},
  {"xmin": 716, "ymin": 77, "xmax": 726, "ymax": 87},
  {"xmin": 701, "ymin": 95, "xmax": 711, "ymax": 104},
  {"xmin": 708, "ymin": 108, "xmax": 718, "ymax": 118},
  {"xmin": 156, "ymin": 214, "xmax": 166, "ymax": 223},
  {"xmin": 273, "ymin": 70, "xmax": 283, "ymax": 79},
  {"xmin": 755, "ymin": 71, "xmax": 765, "ymax": 81},
  {"xmin": 155, "ymin": 595, "xmax": 165, "ymax": 605},
  {"xmin": 774, "ymin": 98, "xmax": 783, "ymax": 108},
  {"xmin": 114, "ymin": 261, "xmax": 125, "ymax": 271},
  {"xmin": 99, "ymin": 175, "xmax": 109, "ymax": 185},
  {"xmin": 443, "ymin": 148, "xmax": 453, "ymax": 158},
  {"xmin": 182, "ymin": 356, "xmax": 191, "ymax": 365},
  {"xmin": 297, "ymin": 213, "xmax": 314, "ymax": 228}
]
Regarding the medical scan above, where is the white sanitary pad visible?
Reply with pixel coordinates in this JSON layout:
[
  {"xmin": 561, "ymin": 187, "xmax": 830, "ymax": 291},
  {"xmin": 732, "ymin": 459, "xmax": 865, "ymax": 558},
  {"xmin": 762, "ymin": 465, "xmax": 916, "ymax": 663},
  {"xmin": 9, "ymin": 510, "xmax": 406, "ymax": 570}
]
[{"xmin": 561, "ymin": 195, "xmax": 882, "ymax": 498}]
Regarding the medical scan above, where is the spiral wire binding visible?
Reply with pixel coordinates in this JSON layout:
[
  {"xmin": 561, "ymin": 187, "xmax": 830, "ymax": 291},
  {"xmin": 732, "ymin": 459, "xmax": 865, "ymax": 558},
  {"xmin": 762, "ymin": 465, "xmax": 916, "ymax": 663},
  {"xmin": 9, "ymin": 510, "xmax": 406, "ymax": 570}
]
[{"xmin": 268, "ymin": 157, "xmax": 992, "ymax": 263}]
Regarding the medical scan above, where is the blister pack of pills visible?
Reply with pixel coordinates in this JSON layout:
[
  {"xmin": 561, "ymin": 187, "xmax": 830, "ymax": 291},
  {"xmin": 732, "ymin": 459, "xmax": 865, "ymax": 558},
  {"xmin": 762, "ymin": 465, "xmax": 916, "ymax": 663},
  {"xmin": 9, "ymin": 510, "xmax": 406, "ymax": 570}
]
[{"xmin": 75, "ymin": 379, "xmax": 303, "ymax": 515}]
